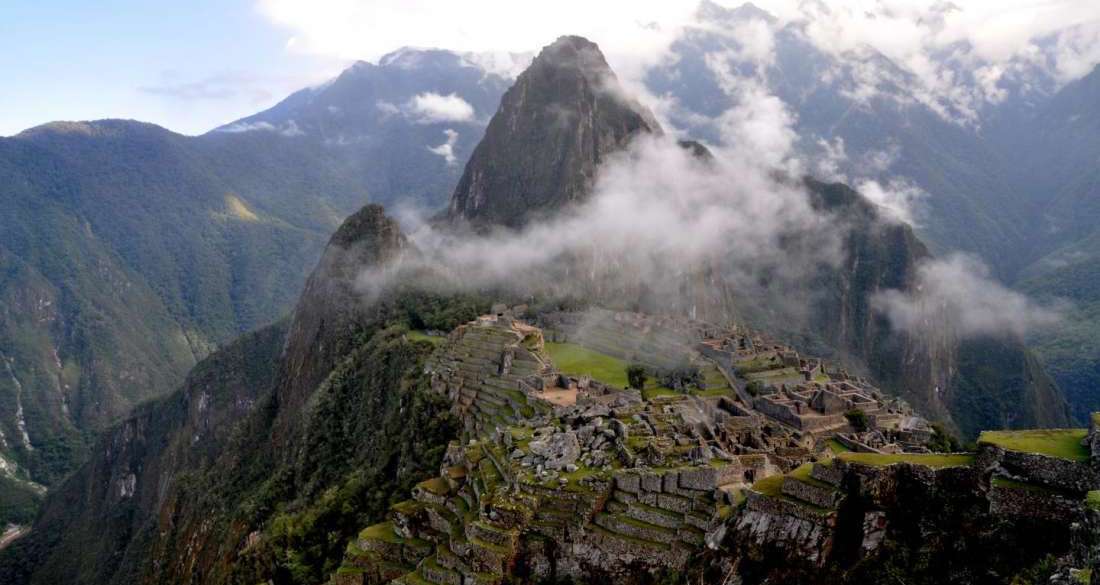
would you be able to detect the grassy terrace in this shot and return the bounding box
[749,474,785,497]
[748,467,833,515]
[417,477,451,496]
[978,429,1090,461]
[838,452,975,469]
[405,330,445,345]
[787,462,835,490]
[991,476,1069,495]
[544,341,685,398]
[545,342,630,387]
[360,522,402,544]
[827,439,851,454]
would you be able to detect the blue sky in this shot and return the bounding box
[0,0,341,136]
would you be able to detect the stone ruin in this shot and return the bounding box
[330,308,1000,585]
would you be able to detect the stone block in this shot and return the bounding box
[641,472,663,493]
[614,472,640,493]
[657,493,694,514]
[678,467,719,491]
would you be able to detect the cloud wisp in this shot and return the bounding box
[427,129,461,165]
[359,134,843,323]
[872,254,1065,339]
[408,92,477,124]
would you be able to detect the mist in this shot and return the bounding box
[359,132,843,324]
[872,254,1065,339]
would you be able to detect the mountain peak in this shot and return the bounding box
[696,1,777,24]
[448,35,660,227]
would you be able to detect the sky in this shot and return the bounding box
[2,0,1099,137]
[0,0,340,136]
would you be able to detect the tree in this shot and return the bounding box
[626,365,647,390]
[927,423,962,452]
[746,380,764,397]
[658,365,703,393]
[845,409,869,432]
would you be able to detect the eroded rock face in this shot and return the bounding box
[448,36,660,227]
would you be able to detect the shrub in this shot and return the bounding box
[746,380,764,397]
[927,423,962,453]
[626,364,647,390]
[658,365,703,392]
[845,409,869,432]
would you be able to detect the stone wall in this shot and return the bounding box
[989,481,1086,524]
[977,444,1100,494]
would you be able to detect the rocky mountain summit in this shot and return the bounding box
[449,36,660,227]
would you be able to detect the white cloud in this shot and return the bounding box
[357,133,844,326]
[215,119,305,136]
[408,92,476,124]
[873,254,1065,339]
[854,178,928,226]
[218,120,277,133]
[258,0,1100,108]
[428,129,460,165]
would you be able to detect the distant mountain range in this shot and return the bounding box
[0,49,512,523]
[645,1,1100,422]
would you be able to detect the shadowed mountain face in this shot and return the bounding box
[0,49,511,523]
[449,36,660,227]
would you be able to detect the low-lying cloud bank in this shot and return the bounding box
[361,134,842,322]
[873,254,1065,339]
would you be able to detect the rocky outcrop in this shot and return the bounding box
[448,36,660,227]
[274,204,407,438]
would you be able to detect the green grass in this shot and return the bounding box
[787,463,836,490]
[359,522,402,544]
[978,429,1090,461]
[750,474,785,497]
[406,330,444,345]
[545,342,676,396]
[734,354,783,373]
[545,342,630,387]
[743,367,800,381]
[1086,490,1100,510]
[827,439,851,454]
[748,471,833,515]
[641,386,680,400]
[417,477,450,495]
[839,452,975,469]
[992,476,1063,494]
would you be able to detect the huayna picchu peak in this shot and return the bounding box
[449,36,661,227]
[4,10,1100,585]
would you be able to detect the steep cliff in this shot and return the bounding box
[802,179,1069,436]
[449,35,660,227]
